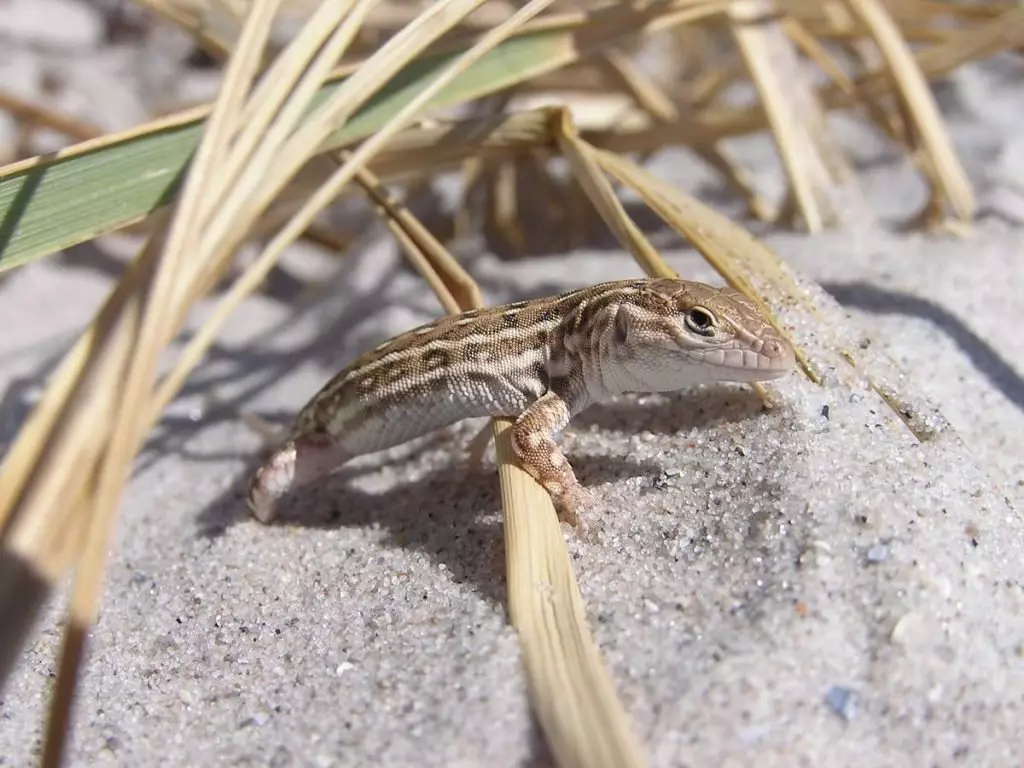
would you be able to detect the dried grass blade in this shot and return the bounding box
[348,155,482,312]
[598,46,768,219]
[552,108,667,277]
[591,8,1024,161]
[592,45,769,222]
[30,2,287,759]
[694,145,774,221]
[359,107,554,178]
[152,0,559,418]
[160,0,283,307]
[0,227,158,532]
[841,0,974,222]
[1,264,148,559]
[728,0,866,230]
[353,159,462,315]
[134,0,236,61]
[0,246,153,738]
[782,16,856,95]
[494,419,647,768]
[266,0,495,176]
[270,0,561,231]
[197,0,377,250]
[905,5,1024,85]
[782,16,906,142]
[0,91,101,143]
[596,49,678,123]
[40,571,90,768]
[40,471,112,768]
[194,0,491,268]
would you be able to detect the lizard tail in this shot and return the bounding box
[246,435,350,523]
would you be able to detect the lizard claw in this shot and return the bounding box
[554,484,596,530]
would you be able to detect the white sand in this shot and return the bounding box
[2,8,1024,767]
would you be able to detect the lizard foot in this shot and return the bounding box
[552,483,597,533]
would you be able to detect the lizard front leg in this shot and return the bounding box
[511,387,593,527]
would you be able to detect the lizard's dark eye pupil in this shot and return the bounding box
[687,308,714,331]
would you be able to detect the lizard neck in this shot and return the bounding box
[559,286,651,399]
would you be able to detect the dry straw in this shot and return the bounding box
[0,0,1015,764]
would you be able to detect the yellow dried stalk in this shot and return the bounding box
[902,6,1024,94]
[793,0,1014,32]
[781,15,907,143]
[495,418,648,768]
[596,49,678,123]
[840,0,975,224]
[132,0,237,62]
[594,47,770,220]
[582,4,1023,226]
[346,153,476,314]
[491,156,527,257]
[553,109,666,274]
[0,91,101,145]
[688,61,744,108]
[728,0,866,231]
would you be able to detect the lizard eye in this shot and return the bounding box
[685,306,716,336]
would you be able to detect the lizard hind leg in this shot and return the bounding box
[247,434,351,524]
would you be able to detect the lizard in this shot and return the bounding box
[246,277,795,527]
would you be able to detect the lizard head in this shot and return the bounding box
[608,279,796,387]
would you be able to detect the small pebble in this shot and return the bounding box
[813,402,831,433]
[238,712,269,729]
[824,685,857,721]
[865,542,890,563]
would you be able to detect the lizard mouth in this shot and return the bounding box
[690,339,795,380]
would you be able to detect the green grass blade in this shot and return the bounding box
[0,124,199,272]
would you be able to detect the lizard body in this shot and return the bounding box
[247,278,795,525]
